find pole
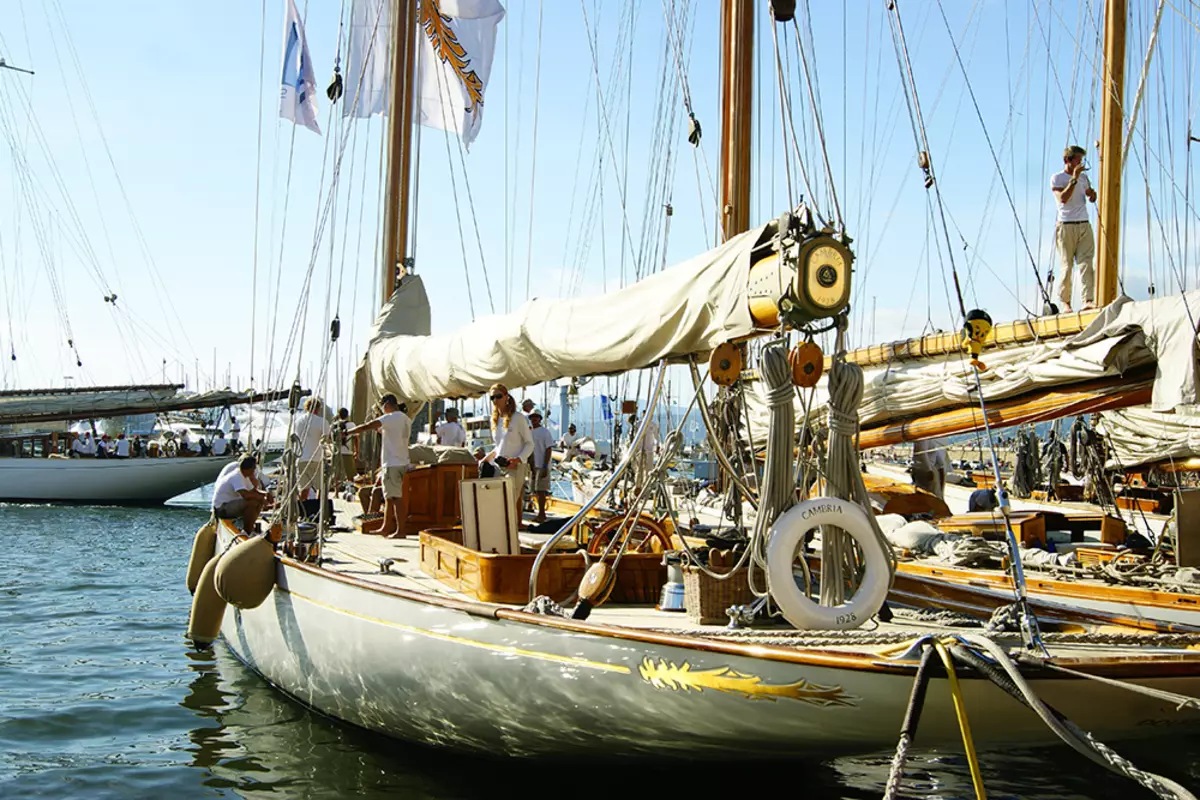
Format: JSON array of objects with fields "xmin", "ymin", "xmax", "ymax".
[
  {"xmin": 1096, "ymin": 0, "xmax": 1126, "ymax": 307},
  {"xmin": 380, "ymin": 0, "xmax": 418, "ymax": 306},
  {"xmin": 718, "ymin": 0, "xmax": 754, "ymax": 243}
]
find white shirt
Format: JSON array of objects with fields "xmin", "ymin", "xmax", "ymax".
[
  {"xmin": 378, "ymin": 411, "xmax": 412, "ymax": 468},
  {"xmin": 436, "ymin": 421, "xmax": 467, "ymax": 447},
  {"xmin": 71, "ymin": 438, "xmax": 86, "ymax": 455},
  {"xmin": 293, "ymin": 411, "xmax": 330, "ymax": 461},
  {"xmin": 640, "ymin": 420, "xmax": 659, "ymax": 454},
  {"xmin": 491, "ymin": 412, "xmax": 534, "ymax": 462},
  {"xmin": 560, "ymin": 432, "xmax": 579, "ymax": 448},
  {"xmin": 115, "ymin": 438, "xmax": 130, "ymax": 457},
  {"xmin": 211, "ymin": 436, "xmax": 228, "ymax": 456},
  {"xmin": 913, "ymin": 438, "xmax": 948, "ymax": 472},
  {"xmin": 212, "ymin": 468, "xmax": 249, "ymax": 508},
  {"xmin": 530, "ymin": 426, "xmax": 555, "ymax": 469},
  {"xmin": 1051, "ymin": 169, "xmax": 1092, "ymax": 223}
]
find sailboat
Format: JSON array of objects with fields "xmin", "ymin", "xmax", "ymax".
[{"xmin": 187, "ymin": 2, "xmax": 1200, "ymax": 794}]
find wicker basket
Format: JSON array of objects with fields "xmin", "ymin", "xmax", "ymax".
[{"xmin": 682, "ymin": 564, "xmax": 755, "ymax": 625}]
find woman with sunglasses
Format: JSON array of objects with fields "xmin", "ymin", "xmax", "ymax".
[{"xmin": 481, "ymin": 383, "xmax": 534, "ymax": 522}]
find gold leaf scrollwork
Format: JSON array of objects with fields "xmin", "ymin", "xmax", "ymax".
[
  {"xmin": 420, "ymin": 0, "xmax": 486, "ymax": 113},
  {"xmin": 638, "ymin": 657, "xmax": 857, "ymax": 707}
]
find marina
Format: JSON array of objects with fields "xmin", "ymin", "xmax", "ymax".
[{"xmin": 5, "ymin": 0, "xmax": 1200, "ymax": 797}]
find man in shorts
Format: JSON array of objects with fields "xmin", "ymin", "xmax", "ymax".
[
  {"xmin": 347, "ymin": 394, "xmax": 412, "ymax": 538},
  {"xmin": 212, "ymin": 455, "xmax": 269, "ymax": 533}
]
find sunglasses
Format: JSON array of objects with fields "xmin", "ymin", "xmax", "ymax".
[{"xmin": 490, "ymin": 393, "xmax": 505, "ymax": 401}]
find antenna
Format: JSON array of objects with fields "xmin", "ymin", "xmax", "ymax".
[{"xmin": 0, "ymin": 58, "xmax": 34, "ymax": 76}]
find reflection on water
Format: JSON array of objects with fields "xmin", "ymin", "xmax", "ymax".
[{"xmin": 1, "ymin": 503, "xmax": 1197, "ymax": 799}]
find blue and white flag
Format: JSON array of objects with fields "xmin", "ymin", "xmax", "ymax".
[
  {"xmin": 600, "ymin": 395, "xmax": 612, "ymax": 422},
  {"xmin": 280, "ymin": 0, "xmax": 321, "ymax": 135}
]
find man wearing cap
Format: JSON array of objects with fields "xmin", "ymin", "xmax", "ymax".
[
  {"xmin": 527, "ymin": 408, "xmax": 555, "ymax": 522},
  {"xmin": 1051, "ymin": 145, "xmax": 1099, "ymax": 312}
]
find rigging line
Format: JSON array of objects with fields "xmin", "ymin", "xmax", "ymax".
[
  {"xmin": 578, "ymin": 0, "xmax": 641, "ymax": 270},
  {"xmin": 1123, "ymin": 0, "xmax": 1168, "ymax": 172},
  {"xmin": 789, "ymin": 17, "xmax": 843, "ymax": 228},
  {"xmin": 251, "ymin": 0, "xmax": 268, "ymax": 392},
  {"xmin": 524, "ymin": 0, "xmax": 545, "ymax": 303},
  {"xmin": 432, "ymin": 63, "xmax": 478, "ymax": 319},
  {"xmin": 505, "ymin": 0, "xmax": 529, "ymax": 312},
  {"xmin": 447, "ymin": 103, "xmax": 497, "ymax": 315},
  {"xmin": 931, "ymin": 0, "xmax": 1050, "ymax": 308}
]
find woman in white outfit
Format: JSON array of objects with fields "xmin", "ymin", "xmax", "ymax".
[{"xmin": 483, "ymin": 383, "xmax": 533, "ymax": 524}]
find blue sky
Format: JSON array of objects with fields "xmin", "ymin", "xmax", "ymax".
[{"xmin": 1, "ymin": 0, "xmax": 1196, "ymax": 415}]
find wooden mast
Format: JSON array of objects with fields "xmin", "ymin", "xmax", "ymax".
[
  {"xmin": 718, "ymin": 0, "xmax": 753, "ymax": 242},
  {"xmin": 1095, "ymin": 0, "xmax": 1126, "ymax": 307},
  {"xmin": 380, "ymin": 0, "xmax": 419, "ymax": 306}
]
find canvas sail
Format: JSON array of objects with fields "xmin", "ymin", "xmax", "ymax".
[
  {"xmin": 353, "ymin": 226, "xmax": 762, "ymax": 409},
  {"xmin": 0, "ymin": 386, "xmax": 292, "ymax": 426}
]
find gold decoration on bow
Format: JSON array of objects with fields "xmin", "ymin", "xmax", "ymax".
[
  {"xmin": 638, "ymin": 658, "xmax": 856, "ymax": 707},
  {"xmin": 421, "ymin": 0, "xmax": 485, "ymax": 112}
]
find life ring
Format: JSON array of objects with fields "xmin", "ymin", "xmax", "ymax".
[
  {"xmin": 766, "ymin": 497, "xmax": 888, "ymax": 630},
  {"xmin": 586, "ymin": 513, "xmax": 672, "ymax": 555}
]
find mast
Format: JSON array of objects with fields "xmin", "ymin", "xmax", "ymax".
[
  {"xmin": 718, "ymin": 0, "xmax": 753, "ymax": 242},
  {"xmin": 1095, "ymin": 0, "xmax": 1126, "ymax": 307},
  {"xmin": 380, "ymin": 0, "xmax": 419, "ymax": 306}
]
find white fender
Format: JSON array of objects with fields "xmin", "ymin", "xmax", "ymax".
[{"xmin": 767, "ymin": 497, "xmax": 889, "ymax": 630}]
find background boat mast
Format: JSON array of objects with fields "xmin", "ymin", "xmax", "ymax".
[
  {"xmin": 1096, "ymin": 0, "xmax": 1126, "ymax": 307},
  {"xmin": 718, "ymin": 0, "xmax": 753, "ymax": 243},
  {"xmin": 380, "ymin": 0, "xmax": 419, "ymax": 306}
]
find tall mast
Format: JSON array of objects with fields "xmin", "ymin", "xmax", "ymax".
[
  {"xmin": 1095, "ymin": 0, "xmax": 1126, "ymax": 307},
  {"xmin": 718, "ymin": 0, "xmax": 753, "ymax": 243},
  {"xmin": 380, "ymin": 0, "xmax": 419, "ymax": 306}
]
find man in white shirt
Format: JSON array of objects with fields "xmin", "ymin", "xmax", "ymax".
[
  {"xmin": 347, "ymin": 394, "xmax": 412, "ymax": 538},
  {"xmin": 212, "ymin": 455, "xmax": 269, "ymax": 533},
  {"xmin": 484, "ymin": 383, "xmax": 534, "ymax": 523},
  {"xmin": 114, "ymin": 432, "xmax": 130, "ymax": 458},
  {"xmin": 70, "ymin": 434, "xmax": 88, "ymax": 458},
  {"xmin": 292, "ymin": 398, "xmax": 331, "ymax": 500},
  {"xmin": 560, "ymin": 424, "xmax": 580, "ymax": 461},
  {"xmin": 1050, "ymin": 145, "xmax": 1099, "ymax": 312},
  {"xmin": 630, "ymin": 414, "xmax": 659, "ymax": 484},
  {"xmin": 211, "ymin": 430, "xmax": 229, "ymax": 457},
  {"xmin": 436, "ymin": 407, "xmax": 467, "ymax": 447},
  {"xmin": 912, "ymin": 437, "xmax": 948, "ymax": 500},
  {"xmin": 528, "ymin": 409, "xmax": 555, "ymax": 522}
]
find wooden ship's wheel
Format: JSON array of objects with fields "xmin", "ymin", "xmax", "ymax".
[{"xmin": 585, "ymin": 513, "xmax": 672, "ymax": 556}]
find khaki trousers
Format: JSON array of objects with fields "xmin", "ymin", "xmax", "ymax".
[
  {"xmin": 1056, "ymin": 221, "xmax": 1095, "ymax": 310},
  {"xmin": 505, "ymin": 461, "xmax": 527, "ymax": 524}
]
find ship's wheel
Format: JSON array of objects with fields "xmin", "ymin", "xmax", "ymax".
[{"xmin": 586, "ymin": 513, "xmax": 672, "ymax": 556}]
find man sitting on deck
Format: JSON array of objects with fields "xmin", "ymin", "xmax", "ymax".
[
  {"xmin": 346, "ymin": 394, "xmax": 412, "ymax": 538},
  {"xmin": 212, "ymin": 455, "xmax": 269, "ymax": 533}
]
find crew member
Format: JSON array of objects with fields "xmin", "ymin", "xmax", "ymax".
[
  {"xmin": 212, "ymin": 455, "xmax": 270, "ymax": 533},
  {"xmin": 293, "ymin": 397, "xmax": 331, "ymax": 501},
  {"xmin": 911, "ymin": 437, "xmax": 948, "ymax": 500},
  {"xmin": 347, "ymin": 394, "xmax": 412, "ymax": 539},
  {"xmin": 1051, "ymin": 144, "xmax": 1098, "ymax": 312},
  {"xmin": 436, "ymin": 407, "xmax": 467, "ymax": 447},
  {"xmin": 528, "ymin": 408, "xmax": 555, "ymax": 523},
  {"xmin": 483, "ymin": 383, "xmax": 534, "ymax": 523}
]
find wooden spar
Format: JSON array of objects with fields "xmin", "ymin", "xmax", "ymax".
[
  {"xmin": 380, "ymin": 0, "xmax": 418, "ymax": 306},
  {"xmin": 1, "ymin": 388, "xmax": 307, "ymax": 427},
  {"xmin": 719, "ymin": 0, "xmax": 753, "ymax": 243},
  {"xmin": 1096, "ymin": 0, "xmax": 1126, "ymax": 307},
  {"xmin": 856, "ymin": 370, "xmax": 1153, "ymax": 450},
  {"xmin": 830, "ymin": 309, "xmax": 1101, "ymax": 369}
]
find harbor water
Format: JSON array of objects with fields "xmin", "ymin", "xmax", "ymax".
[{"xmin": 2, "ymin": 500, "xmax": 1198, "ymax": 799}]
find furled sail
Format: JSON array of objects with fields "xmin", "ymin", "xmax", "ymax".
[
  {"xmin": 1098, "ymin": 407, "xmax": 1200, "ymax": 471},
  {"xmin": 746, "ymin": 291, "xmax": 1200, "ymax": 447},
  {"xmin": 0, "ymin": 385, "xmax": 293, "ymax": 426},
  {"xmin": 354, "ymin": 226, "xmax": 762, "ymax": 407}
]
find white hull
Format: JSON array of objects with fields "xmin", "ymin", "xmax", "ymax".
[
  {"xmin": 0, "ymin": 456, "xmax": 231, "ymax": 504},
  {"xmin": 214, "ymin": 527, "xmax": 1200, "ymax": 759}
]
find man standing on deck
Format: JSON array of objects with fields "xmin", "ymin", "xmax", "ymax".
[
  {"xmin": 528, "ymin": 408, "xmax": 554, "ymax": 523},
  {"xmin": 436, "ymin": 407, "xmax": 467, "ymax": 447},
  {"xmin": 911, "ymin": 437, "xmax": 948, "ymax": 500},
  {"xmin": 346, "ymin": 394, "xmax": 412, "ymax": 539},
  {"xmin": 1051, "ymin": 145, "xmax": 1098, "ymax": 312},
  {"xmin": 293, "ymin": 397, "xmax": 331, "ymax": 501}
]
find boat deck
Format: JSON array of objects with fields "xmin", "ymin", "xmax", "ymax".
[{"xmin": 312, "ymin": 499, "xmax": 1200, "ymax": 663}]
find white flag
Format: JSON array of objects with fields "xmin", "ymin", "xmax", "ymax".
[
  {"xmin": 280, "ymin": 0, "xmax": 322, "ymax": 135},
  {"xmin": 342, "ymin": 0, "xmax": 391, "ymax": 118},
  {"xmin": 416, "ymin": 0, "xmax": 505, "ymax": 148}
]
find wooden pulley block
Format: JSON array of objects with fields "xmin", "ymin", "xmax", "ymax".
[
  {"xmin": 709, "ymin": 342, "xmax": 742, "ymax": 386},
  {"xmin": 578, "ymin": 562, "xmax": 613, "ymax": 604},
  {"xmin": 789, "ymin": 341, "xmax": 824, "ymax": 387}
]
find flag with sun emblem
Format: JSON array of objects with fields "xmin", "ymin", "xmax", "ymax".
[{"xmin": 416, "ymin": 0, "xmax": 505, "ymax": 148}]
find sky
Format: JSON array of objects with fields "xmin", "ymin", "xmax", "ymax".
[{"xmin": 1, "ymin": 0, "xmax": 1198, "ymax": 421}]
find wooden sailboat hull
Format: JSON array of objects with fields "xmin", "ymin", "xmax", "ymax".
[
  {"xmin": 0, "ymin": 456, "xmax": 231, "ymax": 504},
  {"xmin": 215, "ymin": 525, "xmax": 1200, "ymax": 758}
]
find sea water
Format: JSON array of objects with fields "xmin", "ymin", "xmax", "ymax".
[{"xmin": 1, "ymin": 500, "xmax": 1197, "ymax": 799}]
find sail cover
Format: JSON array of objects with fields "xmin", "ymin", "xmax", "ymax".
[
  {"xmin": 1098, "ymin": 407, "xmax": 1200, "ymax": 470},
  {"xmin": 355, "ymin": 227, "xmax": 762, "ymax": 406},
  {"xmin": 0, "ymin": 386, "xmax": 284, "ymax": 426},
  {"xmin": 746, "ymin": 290, "xmax": 1200, "ymax": 446}
]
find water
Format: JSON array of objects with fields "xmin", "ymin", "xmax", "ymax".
[{"xmin": 2, "ymin": 503, "xmax": 1198, "ymax": 799}]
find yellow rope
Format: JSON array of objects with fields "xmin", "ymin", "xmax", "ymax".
[{"xmin": 932, "ymin": 639, "xmax": 987, "ymax": 800}]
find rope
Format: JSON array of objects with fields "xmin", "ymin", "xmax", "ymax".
[
  {"xmin": 747, "ymin": 343, "xmax": 798, "ymax": 598},
  {"xmin": 883, "ymin": 644, "xmax": 936, "ymax": 800},
  {"xmin": 932, "ymin": 639, "xmax": 987, "ymax": 800}
]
